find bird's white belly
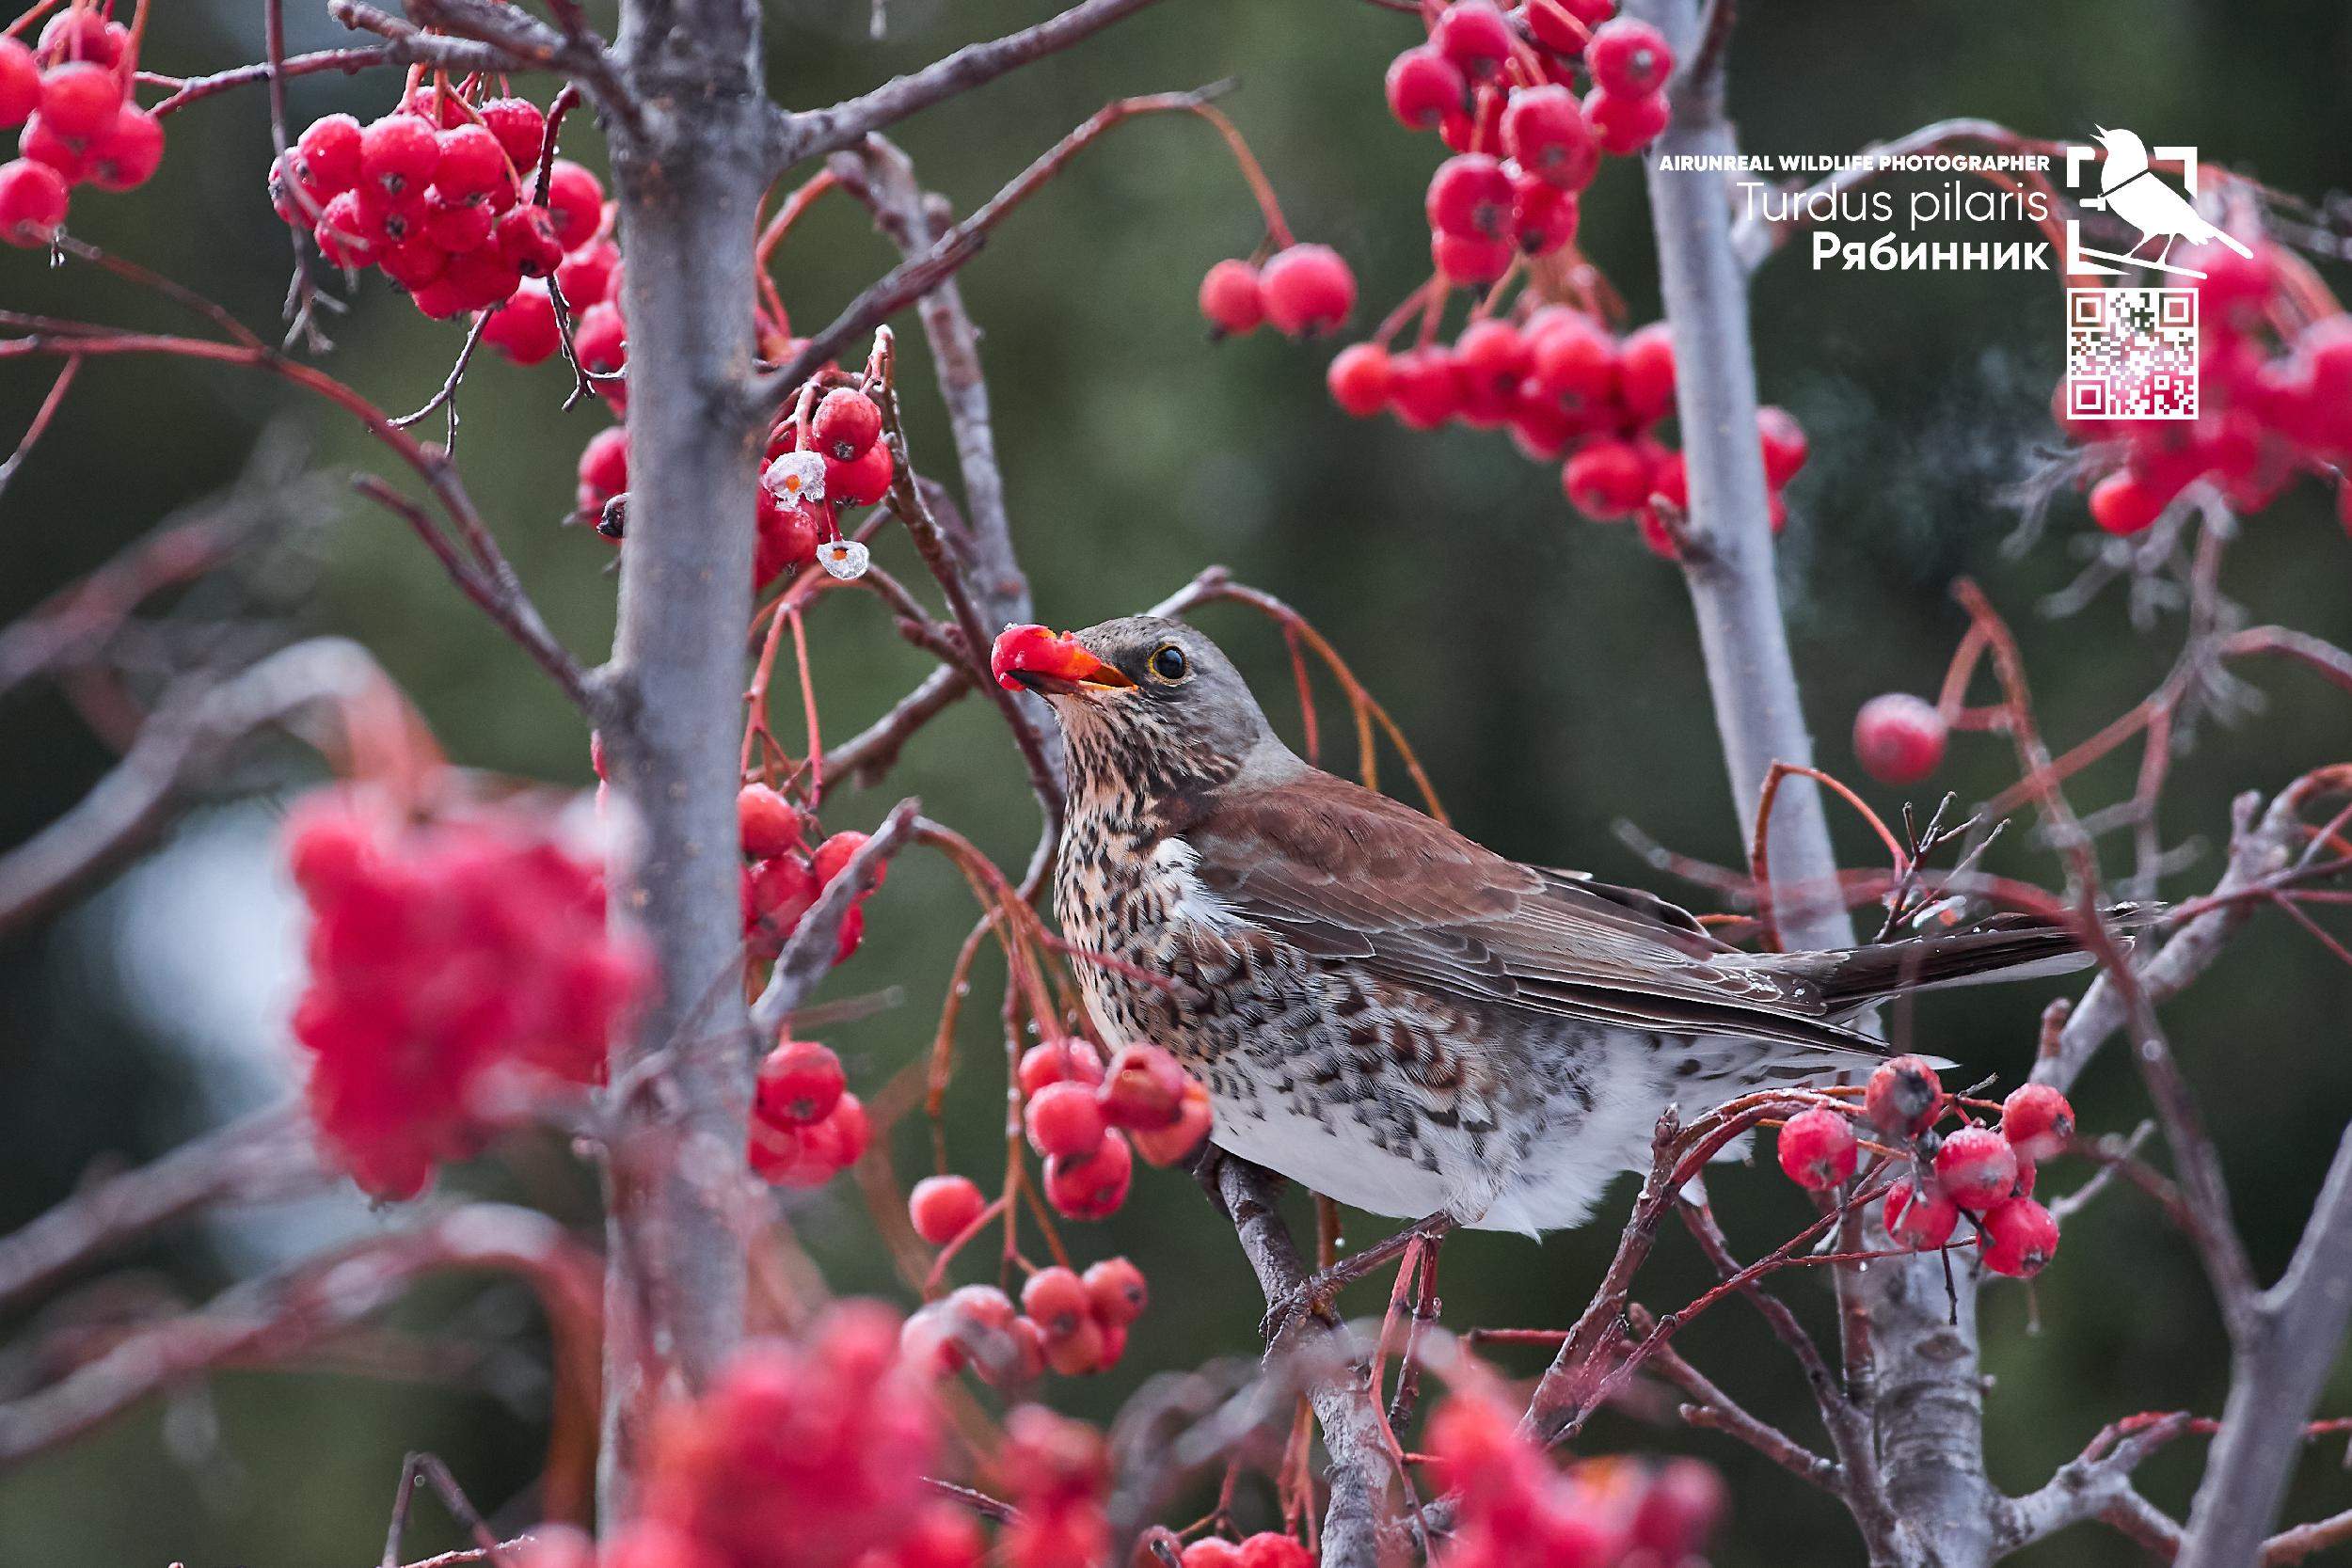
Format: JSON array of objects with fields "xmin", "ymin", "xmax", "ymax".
[{"xmin": 1208, "ymin": 1086, "xmax": 1462, "ymax": 1223}]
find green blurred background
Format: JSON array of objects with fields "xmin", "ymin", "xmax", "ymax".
[{"xmin": 4, "ymin": 0, "xmax": 2349, "ymax": 1562}]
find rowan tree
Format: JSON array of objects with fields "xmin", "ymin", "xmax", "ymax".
[{"xmin": 0, "ymin": 1, "xmax": 2348, "ymax": 1566}]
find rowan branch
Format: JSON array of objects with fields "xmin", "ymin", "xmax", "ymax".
[
  {"xmin": 1993, "ymin": 1414, "xmax": 2194, "ymax": 1554},
  {"xmin": 748, "ymin": 798, "xmax": 922, "ymax": 1037}
]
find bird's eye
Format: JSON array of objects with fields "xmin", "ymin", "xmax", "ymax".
[{"xmin": 1150, "ymin": 644, "xmax": 1189, "ymax": 682}]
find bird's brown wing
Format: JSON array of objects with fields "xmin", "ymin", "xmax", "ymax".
[{"xmin": 1186, "ymin": 769, "xmax": 1885, "ymax": 1061}]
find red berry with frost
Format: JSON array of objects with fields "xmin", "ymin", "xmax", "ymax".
[
  {"xmin": 2089, "ymin": 467, "xmax": 2168, "ymax": 535},
  {"xmin": 0, "ymin": 156, "xmax": 67, "ymax": 245},
  {"xmin": 1385, "ymin": 46, "xmax": 1469, "ymax": 132},
  {"xmin": 312, "ymin": 189, "xmax": 375, "ymax": 267},
  {"xmin": 1587, "ymin": 17, "xmax": 1675, "ymax": 95},
  {"xmin": 1883, "ymin": 1179, "xmax": 1961, "ymax": 1249},
  {"xmin": 1853, "ymin": 693, "xmax": 1947, "ymax": 785},
  {"xmin": 1864, "ymin": 1053, "xmax": 1943, "ymax": 1135},
  {"xmin": 1259, "ymin": 245, "xmax": 1356, "ymax": 338},
  {"xmin": 1131, "ymin": 1076, "xmax": 1213, "ymax": 1166},
  {"xmin": 1616, "ymin": 321, "xmax": 1677, "ymax": 424},
  {"xmin": 1026, "ymin": 1079, "xmax": 1108, "ymax": 1160},
  {"xmin": 1433, "ymin": 0, "xmax": 1515, "ymax": 79},
  {"xmin": 1389, "ymin": 344, "xmax": 1466, "ymax": 430},
  {"xmin": 555, "ymin": 238, "xmax": 620, "ymax": 306},
  {"xmin": 1198, "ymin": 258, "xmax": 1264, "ymax": 338},
  {"xmin": 574, "ymin": 302, "xmax": 628, "ymax": 376},
  {"xmin": 542, "ymin": 159, "xmax": 603, "ymax": 247},
  {"xmin": 1585, "ymin": 87, "xmax": 1670, "ymax": 155},
  {"xmin": 360, "ymin": 114, "xmax": 437, "ymax": 198},
  {"xmin": 482, "ymin": 280, "xmax": 560, "ymax": 364},
  {"xmin": 1044, "ymin": 1132, "xmax": 1133, "ymax": 1219},
  {"xmin": 1934, "ymin": 1126, "xmax": 2019, "ymax": 1212},
  {"xmin": 1502, "ymin": 84, "xmax": 1598, "ymax": 191},
  {"xmin": 1431, "ymin": 229, "xmax": 1513, "ymax": 285},
  {"xmin": 1979, "ymin": 1197, "xmax": 2059, "ymax": 1277},
  {"xmin": 478, "ymin": 97, "xmax": 545, "ymax": 169},
  {"xmin": 1510, "ymin": 173, "xmax": 1579, "ymax": 255},
  {"xmin": 814, "ymin": 830, "xmax": 884, "ymax": 889},
  {"xmin": 2000, "ymin": 1083, "xmax": 2074, "ymax": 1162},
  {"xmin": 38, "ymin": 60, "xmax": 118, "ymax": 140},
  {"xmin": 1776, "ymin": 1106, "xmax": 1858, "ymax": 1190},
  {"xmin": 1757, "ymin": 404, "xmax": 1808, "ymax": 486},
  {"xmin": 1236, "ymin": 1534, "xmax": 1314, "ymax": 1568},
  {"xmin": 756, "ymin": 1038, "xmax": 846, "ymax": 1127},
  {"xmin": 497, "ymin": 204, "xmax": 564, "ymax": 277},
  {"xmin": 824, "ymin": 438, "xmax": 895, "ymax": 506},
  {"xmin": 1100, "ymin": 1042, "xmax": 1190, "ymax": 1131},
  {"xmin": 1021, "ymin": 1266, "xmax": 1090, "ymax": 1341},
  {"xmin": 1426, "ymin": 152, "xmax": 1515, "ymax": 242},
  {"xmin": 1327, "ymin": 342, "xmax": 1392, "ymax": 417},
  {"xmin": 1563, "ymin": 439, "xmax": 1651, "ymax": 519},
  {"xmin": 413, "ymin": 188, "xmax": 485, "ymax": 253},
  {"xmin": 433, "ymin": 123, "xmax": 506, "ymax": 198},
  {"xmin": 909, "ymin": 1174, "xmax": 988, "ymax": 1244},
  {"xmin": 737, "ymin": 783, "xmax": 800, "ymax": 860},
  {"xmin": 1083, "ymin": 1257, "xmax": 1148, "ymax": 1326},
  {"xmin": 814, "ymin": 388, "xmax": 882, "ymax": 461},
  {"xmin": 0, "ymin": 40, "xmax": 36, "ymax": 130},
  {"xmin": 294, "ymin": 114, "xmax": 362, "ymax": 201},
  {"xmin": 1018, "ymin": 1039, "xmax": 1105, "ymax": 1097}
]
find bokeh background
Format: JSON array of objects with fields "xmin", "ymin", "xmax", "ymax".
[{"xmin": 4, "ymin": 1, "xmax": 2350, "ymax": 1562}]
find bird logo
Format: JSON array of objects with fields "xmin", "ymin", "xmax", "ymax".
[{"xmin": 2064, "ymin": 127, "xmax": 2250, "ymax": 278}]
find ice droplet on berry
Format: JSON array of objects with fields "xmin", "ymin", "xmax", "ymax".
[
  {"xmin": 818, "ymin": 539, "xmax": 869, "ymax": 579},
  {"xmin": 762, "ymin": 450, "xmax": 826, "ymax": 505}
]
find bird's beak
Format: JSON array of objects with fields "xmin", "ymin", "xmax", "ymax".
[{"xmin": 992, "ymin": 624, "xmax": 1136, "ymax": 697}]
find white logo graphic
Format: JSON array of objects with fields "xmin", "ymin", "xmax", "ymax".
[{"xmin": 2061, "ymin": 127, "xmax": 2249, "ymax": 279}]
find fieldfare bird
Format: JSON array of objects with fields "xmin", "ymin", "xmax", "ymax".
[{"xmin": 993, "ymin": 615, "xmax": 2106, "ymax": 1242}]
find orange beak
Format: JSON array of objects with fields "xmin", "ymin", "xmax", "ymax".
[{"xmin": 991, "ymin": 625, "xmax": 1136, "ymax": 696}]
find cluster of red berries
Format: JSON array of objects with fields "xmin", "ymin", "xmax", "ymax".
[
  {"xmin": 1009, "ymin": 1038, "xmax": 1211, "ymax": 1221},
  {"xmin": 737, "ymin": 782, "xmax": 884, "ymax": 967},
  {"xmin": 608, "ymin": 1305, "xmax": 983, "ymax": 1568},
  {"xmin": 0, "ymin": 8, "xmax": 165, "ymax": 246},
  {"xmin": 1428, "ymin": 1390, "xmax": 1726, "ymax": 1568},
  {"xmin": 579, "ymin": 384, "xmax": 891, "ymax": 588},
  {"xmin": 1773, "ymin": 1056, "xmax": 2073, "ymax": 1278},
  {"xmin": 2059, "ymin": 241, "xmax": 2352, "ymax": 537},
  {"xmin": 1172, "ymin": 1533, "xmax": 1315, "ymax": 1568},
  {"xmin": 998, "ymin": 1405, "xmax": 1116, "ymax": 1568},
  {"xmin": 267, "ymin": 83, "xmax": 604, "ymax": 325},
  {"xmin": 284, "ymin": 787, "xmax": 649, "ymax": 1200},
  {"xmin": 1197, "ymin": 245, "xmax": 1358, "ymax": 340},
  {"xmin": 746, "ymin": 1037, "xmax": 870, "ymax": 1189},
  {"xmin": 902, "ymin": 1255, "xmax": 1148, "ymax": 1385}
]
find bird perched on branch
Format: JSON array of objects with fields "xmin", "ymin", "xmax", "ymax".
[
  {"xmin": 2086, "ymin": 126, "xmax": 2253, "ymax": 269},
  {"xmin": 994, "ymin": 616, "xmax": 2115, "ymax": 1252}
]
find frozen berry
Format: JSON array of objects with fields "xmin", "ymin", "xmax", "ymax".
[
  {"xmin": 1198, "ymin": 258, "xmax": 1263, "ymax": 338},
  {"xmin": 0, "ymin": 156, "xmax": 66, "ymax": 245},
  {"xmin": 1259, "ymin": 245, "xmax": 1356, "ymax": 338},
  {"xmin": 478, "ymin": 96, "xmax": 545, "ymax": 169},
  {"xmin": 1883, "ymin": 1179, "xmax": 1961, "ymax": 1250},
  {"xmin": 1433, "ymin": 0, "xmax": 1515, "ymax": 79},
  {"xmin": 1776, "ymin": 1106, "xmax": 1858, "ymax": 1190},
  {"xmin": 311, "ymin": 188, "xmax": 374, "ymax": 267},
  {"xmin": 1934, "ymin": 1126, "xmax": 2019, "ymax": 1212},
  {"xmin": 2000, "ymin": 1083, "xmax": 2074, "ymax": 1162},
  {"xmin": 1025, "ymin": 1079, "xmax": 1108, "ymax": 1161},
  {"xmin": 1327, "ymin": 341, "xmax": 1392, "ymax": 417},
  {"xmin": 434, "ymin": 123, "xmax": 507, "ymax": 198},
  {"xmin": 1853, "ymin": 693, "xmax": 1947, "ymax": 786},
  {"xmin": 909, "ymin": 1174, "xmax": 988, "ymax": 1244},
  {"xmin": 294, "ymin": 113, "xmax": 362, "ymax": 200},
  {"xmin": 814, "ymin": 388, "xmax": 882, "ymax": 461},
  {"xmin": 1864, "ymin": 1053, "xmax": 1943, "ymax": 1135},
  {"xmin": 1979, "ymin": 1196, "xmax": 2059, "ymax": 1277},
  {"xmin": 1384, "ymin": 45, "xmax": 1469, "ymax": 132},
  {"xmin": 360, "ymin": 114, "xmax": 438, "ymax": 198},
  {"xmin": 1182, "ymin": 1542, "xmax": 1246, "ymax": 1568},
  {"xmin": 1083, "ymin": 1257, "xmax": 1148, "ymax": 1326}
]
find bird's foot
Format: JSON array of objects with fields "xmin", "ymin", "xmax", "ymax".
[{"xmin": 1258, "ymin": 1211, "xmax": 1454, "ymax": 1347}]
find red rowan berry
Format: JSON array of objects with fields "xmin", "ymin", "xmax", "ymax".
[
  {"xmin": 824, "ymin": 438, "xmax": 896, "ymax": 506},
  {"xmin": 408, "ymin": 276, "xmax": 470, "ymax": 321},
  {"xmin": 0, "ymin": 40, "xmax": 37, "ymax": 131},
  {"xmin": 1388, "ymin": 344, "xmax": 1466, "ymax": 430},
  {"xmin": 1198, "ymin": 257, "xmax": 1264, "ymax": 337},
  {"xmin": 1426, "ymin": 152, "xmax": 1515, "ymax": 242},
  {"xmin": 2088, "ymin": 467, "xmax": 2168, "ymax": 535},
  {"xmin": 574, "ymin": 302, "xmax": 628, "ymax": 376},
  {"xmin": 19, "ymin": 114, "xmax": 88, "ymax": 182},
  {"xmin": 1259, "ymin": 244, "xmax": 1356, "ymax": 337},
  {"xmin": 1510, "ymin": 401, "xmax": 1581, "ymax": 462},
  {"xmin": 814, "ymin": 829, "xmax": 884, "ymax": 888},
  {"xmin": 311, "ymin": 189, "xmax": 374, "ymax": 267},
  {"xmin": 398, "ymin": 84, "xmax": 468, "ymax": 129},
  {"xmin": 1182, "ymin": 1541, "xmax": 1246, "ymax": 1568},
  {"xmin": 78, "ymin": 103, "xmax": 159, "ymax": 192},
  {"xmin": 1454, "ymin": 317, "xmax": 1530, "ymax": 404},
  {"xmin": 1883, "ymin": 1179, "xmax": 1959, "ymax": 1249},
  {"xmin": 1431, "ymin": 229, "xmax": 1513, "ymax": 285},
  {"xmin": 1934, "ymin": 1126, "xmax": 2019, "ymax": 1212},
  {"xmin": 555, "ymin": 238, "xmax": 619, "ymax": 306},
  {"xmin": 359, "ymin": 114, "xmax": 437, "ymax": 198},
  {"xmin": 1529, "ymin": 312, "xmax": 1618, "ymax": 409},
  {"xmin": 755, "ymin": 490, "xmax": 820, "ymax": 584},
  {"xmin": 736, "ymin": 782, "xmax": 800, "ymax": 860},
  {"xmin": 577, "ymin": 425, "xmax": 628, "ymax": 505},
  {"xmin": 1502, "ymin": 84, "xmax": 1598, "ymax": 191},
  {"xmin": 1131, "ymin": 1076, "xmax": 1212, "ymax": 1166},
  {"xmin": 1384, "ymin": 45, "xmax": 1469, "ymax": 132},
  {"xmin": 1584, "ymin": 87, "xmax": 1669, "ymax": 155},
  {"xmin": 1979, "ymin": 1196, "xmax": 2059, "ymax": 1277},
  {"xmin": 0, "ymin": 156, "xmax": 67, "ymax": 245},
  {"xmin": 1026, "ymin": 1079, "xmax": 1109, "ymax": 1161},
  {"xmin": 1776, "ymin": 1106, "xmax": 1858, "ymax": 1190},
  {"xmin": 1019, "ymin": 1038, "xmax": 1106, "ymax": 1097},
  {"xmin": 433, "ymin": 123, "xmax": 505, "ymax": 198},
  {"xmin": 909, "ymin": 1174, "xmax": 988, "ymax": 1244},
  {"xmin": 814, "ymin": 388, "xmax": 883, "ymax": 461},
  {"xmin": 1616, "ymin": 321, "xmax": 1677, "ymax": 424},
  {"xmin": 1021, "ymin": 1266, "xmax": 1090, "ymax": 1341},
  {"xmin": 422, "ymin": 188, "xmax": 494, "ymax": 253},
  {"xmin": 1864, "ymin": 1053, "xmax": 1944, "ymax": 1135},
  {"xmin": 744, "ymin": 853, "xmax": 818, "ymax": 958},
  {"xmin": 751, "ymin": 1089, "xmax": 868, "ymax": 1185},
  {"xmin": 756, "ymin": 1038, "xmax": 846, "ymax": 1127},
  {"xmin": 482, "ymin": 280, "xmax": 560, "ymax": 364},
  {"xmin": 34, "ymin": 9, "xmax": 125, "ymax": 70},
  {"xmin": 497, "ymin": 204, "xmax": 564, "ymax": 277},
  {"xmin": 1433, "ymin": 0, "xmax": 1515, "ymax": 79},
  {"xmin": 478, "ymin": 97, "xmax": 545, "ymax": 169},
  {"xmin": 1587, "ymin": 17, "xmax": 1675, "ymax": 95},
  {"xmin": 1509, "ymin": 173, "xmax": 1579, "ymax": 254},
  {"xmin": 2000, "ymin": 1083, "xmax": 2074, "ymax": 1162},
  {"xmin": 37, "ymin": 60, "xmax": 119, "ymax": 140},
  {"xmin": 1100, "ymin": 1042, "xmax": 1189, "ymax": 1131},
  {"xmin": 1041, "ymin": 1310, "xmax": 1105, "ymax": 1375},
  {"xmin": 1631, "ymin": 1458, "xmax": 1728, "ymax": 1557},
  {"xmin": 1853, "ymin": 693, "xmax": 1947, "ymax": 785},
  {"xmin": 446, "ymin": 246, "xmax": 523, "ymax": 312},
  {"xmin": 1044, "ymin": 1132, "xmax": 1133, "ymax": 1219},
  {"xmin": 1083, "ymin": 1257, "xmax": 1148, "ymax": 1326},
  {"xmin": 1757, "ymin": 404, "xmax": 1809, "ymax": 486},
  {"xmin": 1562, "ymin": 439, "xmax": 1651, "ymax": 519},
  {"xmin": 1236, "ymin": 1533, "xmax": 1314, "ymax": 1568},
  {"xmin": 542, "ymin": 159, "xmax": 603, "ymax": 246},
  {"xmin": 1327, "ymin": 341, "xmax": 1392, "ymax": 417},
  {"xmin": 294, "ymin": 114, "xmax": 362, "ymax": 201}
]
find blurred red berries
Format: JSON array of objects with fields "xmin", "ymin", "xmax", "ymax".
[{"xmin": 1852, "ymin": 693, "xmax": 1948, "ymax": 786}]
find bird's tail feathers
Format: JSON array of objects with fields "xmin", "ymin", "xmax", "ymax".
[{"xmin": 1786, "ymin": 904, "xmax": 2161, "ymax": 1015}]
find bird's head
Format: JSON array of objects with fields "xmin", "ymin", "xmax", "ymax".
[{"xmin": 992, "ymin": 615, "xmax": 1286, "ymax": 796}]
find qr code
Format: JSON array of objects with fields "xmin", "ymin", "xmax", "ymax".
[{"xmin": 2065, "ymin": 288, "xmax": 2198, "ymax": 420}]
